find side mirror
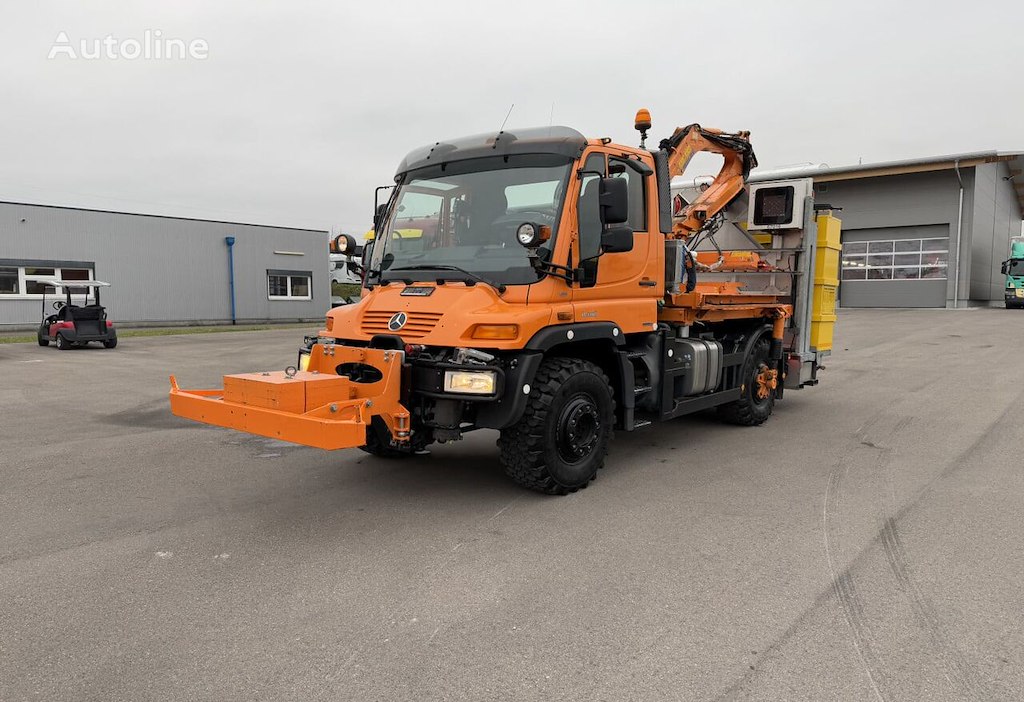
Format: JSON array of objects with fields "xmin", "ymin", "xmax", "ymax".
[
  {"xmin": 599, "ymin": 177, "xmax": 629, "ymax": 225},
  {"xmin": 1001, "ymin": 261, "xmax": 1009, "ymax": 275},
  {"xmin": 373, "ymin": 203, "xmax": 387, "ymax": 230},
  {"xmin": 601, "ymin": 225, "xmax": 634, "ymax": 254}
]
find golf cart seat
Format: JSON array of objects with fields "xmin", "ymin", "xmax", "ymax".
[{"xmin": 69, "ymin": 304, "xmax": 106, "ymax": 335}]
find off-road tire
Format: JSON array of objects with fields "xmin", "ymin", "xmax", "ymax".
[
  {"xmin": 55, "ymin": 333, "xmax": 69, "ymax": 351},
  {"xmin": 719, "ymin": 337, "xmax": 775, "ymax": 426},
  {"xmin": 498, "ymin": 357, "xmax": 615, "ymax": 495},
  {"xmin": 359, "ymin": 418, "xmax": 433, "ymax": 458}
]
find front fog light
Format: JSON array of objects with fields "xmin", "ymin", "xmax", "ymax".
[{"xmin": 444, "ymin": 370, "xmax": 497, "ymax": 395}]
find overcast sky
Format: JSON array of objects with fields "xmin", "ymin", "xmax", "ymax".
[{"xmin": 1, "ymin": 0, "xmax": 1020, "ymax": 234}]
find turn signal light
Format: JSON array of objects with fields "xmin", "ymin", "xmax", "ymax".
[
  {"xmin": 326, "ymin": 316, "xmax": 334, "ymax": 332},
  {"xmin": 471, "ymin": 324, "xmax": 518, "ymax": 340}
]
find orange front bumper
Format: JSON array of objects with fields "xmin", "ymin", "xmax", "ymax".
[{"xmin": 169, "ymin": 345, "xmax": 410, "ymax": 450}]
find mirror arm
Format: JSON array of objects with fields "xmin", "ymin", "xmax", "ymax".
[{"xmin": 529, "ymin": 255, "xmax": 575, "ymax": 284}]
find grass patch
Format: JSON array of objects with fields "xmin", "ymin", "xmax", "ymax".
[{"xmin": 0, "ymin": 323, "xmax": 316, "ymax": 345}]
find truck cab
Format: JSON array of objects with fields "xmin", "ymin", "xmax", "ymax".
[{"xmin": 1001, "ymin": 236, "xmax": 1024, "ymax": 308}]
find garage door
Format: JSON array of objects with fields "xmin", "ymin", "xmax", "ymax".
[{"xmin": 839, "ymin": 225, "xmax": 949, "ymax": 308}]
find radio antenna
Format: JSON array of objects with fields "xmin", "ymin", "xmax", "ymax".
[{"xmin": 499, "ymin": 103, "xmax": 515, "ymax": 132}]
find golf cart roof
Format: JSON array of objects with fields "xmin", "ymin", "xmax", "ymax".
[{"xmin": 38, "ymin": 279, "xmax": 111, "ymax": 288}]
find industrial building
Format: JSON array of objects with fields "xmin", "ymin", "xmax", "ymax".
[
  {"xmin": 752, "ymin": 152, "xmax": 1024, "ymax": 308},
  {"xmin": 0, "ymin": 201, "xmax": 329, "ymax": 327}
]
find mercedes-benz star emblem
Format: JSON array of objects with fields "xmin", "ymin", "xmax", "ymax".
[{"xmin": 388, "ymin": 312, "xmax": 408, "ymax": 331}]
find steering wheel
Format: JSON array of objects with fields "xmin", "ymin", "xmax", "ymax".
[{"xmin": 52, "ymin": 300, "xmax": 65, "ymax": 311}]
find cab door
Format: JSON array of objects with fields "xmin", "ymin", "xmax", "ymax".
[{"xmin": 570, "ymin": 148, "xmax": 660, "ymax": 333}]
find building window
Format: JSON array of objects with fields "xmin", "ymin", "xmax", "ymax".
[
  {"xmin": 0, "ymin": 263, "xmax": 95, "ymax": 298},
  {"xmin": 842, "ymin": 237, "xmax": 948, "ymax": 281},
  {"xmin": 0, "ymin": 267, "xmax": 18, "ymax": 294},
  {"xmin": 267, "ymin": 270, "xmax": 312, "ymax": 300},
  {"xmin": 24, "ymin": 267, "xmax": 57, "ymax": 295}
]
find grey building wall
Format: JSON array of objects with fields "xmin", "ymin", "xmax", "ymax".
[
  {"xmin": 969, "ymin": 162, "xmax": 1022, "ymax": 302},
  {"xmin": 0, "ymin": 202, "xmax": 330, "ymax": 326}
]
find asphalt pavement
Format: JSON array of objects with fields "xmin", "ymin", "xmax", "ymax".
[{"xmin": 1, "ymin": 309, "xmax": 1022, "ymax": 701}]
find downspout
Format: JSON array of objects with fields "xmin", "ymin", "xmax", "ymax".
[
  {"xmin": 224, "ymin": 236, "xmax": 237, "ymax": 325},
  {"xmin": 953, "ymin": 160, "xmax": 964, "ymax": 308}
]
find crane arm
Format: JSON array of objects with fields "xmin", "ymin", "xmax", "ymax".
[{"xmin": 658, "ymin": 123, "xmax": 757, "ymax": 239}]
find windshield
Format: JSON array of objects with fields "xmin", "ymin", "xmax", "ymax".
[
  {"xmin": 370, "ymin": 154, "xmax": 572, "ymax": 285},
  {"xmin": 1008, "ymin": 259, "xmax": 1024, "ymax": 276}
]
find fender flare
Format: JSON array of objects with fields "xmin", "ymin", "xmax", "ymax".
[
  {"xmin": 476, "ymin": 323, "xmax": 626, "ymax": 430},
  {"xmin": 740, "ymin": 324, "xmax": 774, "ymax": 361},
  {"xmin": 525, "ymin": 322, "xmax": 626, "ymax": 352}
]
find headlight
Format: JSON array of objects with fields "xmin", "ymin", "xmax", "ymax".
[{"xmin": 444, "ymin": 370, "xmax": 497, "ymax": 395}]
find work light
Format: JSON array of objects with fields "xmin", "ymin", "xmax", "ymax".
[{"xmin": 516, "ymin": 223, "xmax": 549, "ymax": 248}]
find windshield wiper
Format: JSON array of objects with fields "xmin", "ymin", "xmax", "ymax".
[{"xmin": 387, "ymin": 264, "xmax": 507, "ymax": 294}]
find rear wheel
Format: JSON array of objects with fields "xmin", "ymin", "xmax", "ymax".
[
  {"xmin": 103, "ymin": 338, "xmax": 118, "ymax": 348},
  {"xmin": 55, "ymin": 333, "xmax": 69, "ymax": 351},
  {"xmin": 719, "ymin": 338, "xmax": 776, "ymax": 426},
  {"xmin": 498, "ymin": 357, "xmax": 615, "ymax": 495}
]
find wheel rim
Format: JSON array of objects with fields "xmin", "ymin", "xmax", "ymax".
[
  {"xmin": 754, "ymin": 364, "xmax": 778, "ymax": 403},
  {"xmin": 556, "ymin": 393, "xmax": 601, "ymax": 464}
]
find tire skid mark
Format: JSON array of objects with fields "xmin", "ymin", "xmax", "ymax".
[
  {"xmin": 717, "ymin": 400, "xmax": 1020, "ymax": 701},
  {"xmin": 874, "ymin": 419, "xmax": 990, "ymax": 701},
  {"xmin": 824, "ymin": 449, "xmax": 888, "ymax": 702}
]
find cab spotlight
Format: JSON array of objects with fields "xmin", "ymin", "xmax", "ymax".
[
  {"xmin": 515, "ymin": 222, "xmax": 550, "ymax": 248},
  {"xmin": 332, "ymin": 233, "xmax": 357, "ymax": 254}
]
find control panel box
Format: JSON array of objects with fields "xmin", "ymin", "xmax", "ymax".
[{"xmin": 747, "ymin": 178, "xmax": 812, "ymax": 231}]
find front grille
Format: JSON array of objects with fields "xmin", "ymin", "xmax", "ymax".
[{"xmin": 360, "ymin": 310, "xmax": 443, "ymax": 339}]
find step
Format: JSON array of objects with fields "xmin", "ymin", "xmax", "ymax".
[
  {"xmin": 632, "ymin": 419, "xmax": 653, "ymax": 429},
  {"xmin": 634, "ymin": 385, "xmax": 653, "ymax": 395}
]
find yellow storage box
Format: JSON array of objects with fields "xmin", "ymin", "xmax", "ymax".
[{"xmin": 810, "ymin": 214, "xmax": 842, "ymax": 352}]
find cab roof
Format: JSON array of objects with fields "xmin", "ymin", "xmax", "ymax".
[{"xmin": 395, "ymin": 126, "xmax": 588, "ymax": 177}]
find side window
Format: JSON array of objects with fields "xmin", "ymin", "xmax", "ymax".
[
  {"xmin": 578, "ymin": 153, "xmax": 605, "ymax": 260},
  {"xmin": 609, "ymin": 157, "xmax": 646, "ymax": 232}
]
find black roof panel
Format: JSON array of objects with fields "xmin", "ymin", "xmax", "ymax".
[{"xmin": 395, "ymin": 126, "xmax": 588, "ymax": 177}]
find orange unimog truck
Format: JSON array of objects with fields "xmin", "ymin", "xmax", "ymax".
[{"xmin": 171, "ymin": 112, "xmax": 840, "ymax": 494}]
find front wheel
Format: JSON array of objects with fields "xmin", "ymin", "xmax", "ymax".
[
  {"xmin": 498, "ymin": 357, "xmax": 615, "ymax": 495},
  {"xmin": 719, "ymin": 337, "xmax": 776, "ymax": 426}
]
